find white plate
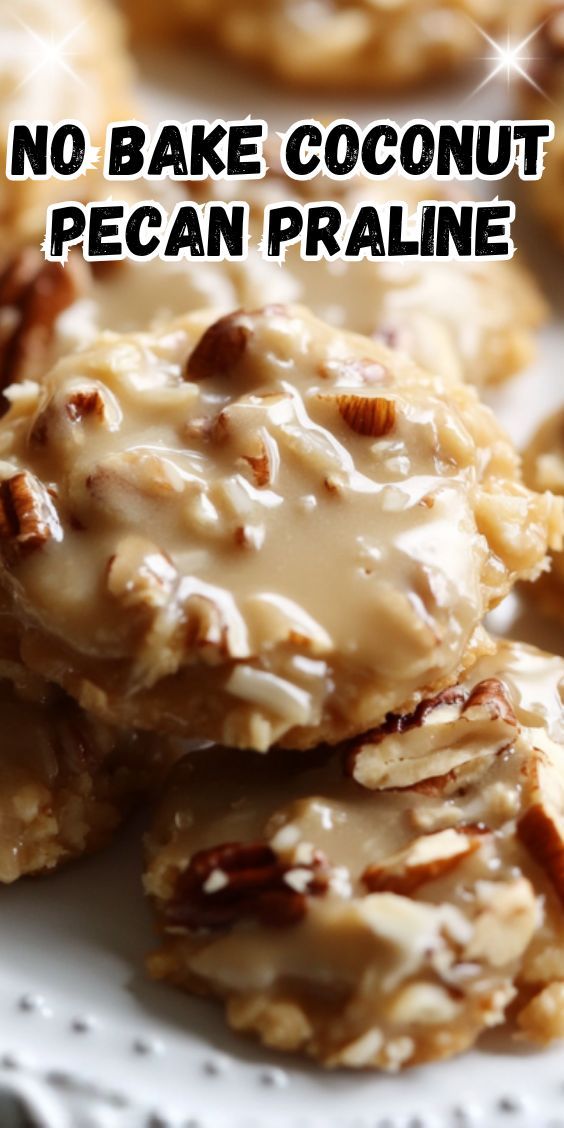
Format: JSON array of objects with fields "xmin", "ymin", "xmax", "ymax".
[{"xmin": 1, "ymin": 41, "xmax": 564, "ymax": 1128}]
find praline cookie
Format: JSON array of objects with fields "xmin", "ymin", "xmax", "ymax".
[
  {"xmin": 145, "ymin": 640, "xmax": 564, "ymax": 1069},
  {"xmin": 523, "ymin": 408, "xmax": 564, "ymax": 622},
  {"xmin": 0, "ymin": 305, "xmax": 560, "ymax": 751},
  {"xmin": 132, "ymin": 0, "xmax": 511, "ymax": 91},
  {"xmin": 0, "ymin": 0, "xmax": 134, "ymax": 249}
]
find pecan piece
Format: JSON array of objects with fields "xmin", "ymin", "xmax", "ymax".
[
  {"xmin": 336, "ymin": 394, "xmax": 396, "ymax": 437},
  {"xmin": 463, "ymin": 678, "xmax": 517, "ymax": 725},
  {"xmin": 165, "ymin": 840, "xmax": 329, "ymax": 931},
  {"xmin": 518, "ymin": 749, "xmax": 564, "ymax": 904},
  {"xmin": 186, "ymin": 313, "xmax": 250, "ymax": 381},
  {"xmin": 243, "ymin": 444, "xmax": 271, "ymax": 488},
  {"xmin": 0, "ymin": 249, "xmax": 79, "ymax": 402},
  {"xmin": 345, "ymin": 679, "xmax": 517, "ymax": 792},
  {"xmin": 0, "ymin": 472, "xmax": 62, "ymax": 556},
  {"xmin": 362, "ymin": 827, "xmax": 486, "ymax": 897},
  {"xmin": 65, "ymin": 388, "xmax": 107, "ymax": 424}
]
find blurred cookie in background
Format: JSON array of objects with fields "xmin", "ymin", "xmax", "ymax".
[
  {"xmin": 123, "ymin": 0, "xmax": 513, "ymax": 92},
  {"xmin": 0, "ymin": 0, "xmax": 135, "ymax": 250}
]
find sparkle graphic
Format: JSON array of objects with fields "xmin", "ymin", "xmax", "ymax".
[
  {"xmin": 13, "ymin": 15, "xmax": 87, "ymax": 90},
  {"xmin": 470, "ymin": 20, "xmax": 549, "ymax": 99}
]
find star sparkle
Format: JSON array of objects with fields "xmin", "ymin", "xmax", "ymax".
[
  {"xmin": 13, "ymin": 15, "xmax": 87, "ymax": 90},
  {"xmin": 470, "ymin": 20, "xmax": 549, "ymax": 99}
]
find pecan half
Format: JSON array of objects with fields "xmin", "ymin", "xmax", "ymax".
[
  {"xmin": 0, "ymin": 249, "xmax": 79, "ymax": 404},
  {"xmin": 187, "ymin": 313, "xmax": 250, "ymax": 381},
  {"xmin": 336, "ymin": 394, "xmax": 396, "ymax": 437},
  {"xmin": 462, "ymin": 678, "xmax": 517, "ymax": 725},
  {"xmin": 0, "ymin": 472, "xmax": 62, "ymax": 556},
  {"xmin": 345, "ymin": 679, "xmax": 517, "ymax": 792},
  {"xmin": 362, "ymin": 827, "xmax": 487, "ymax": 897},
  {"xmin": 352, "ymin": 684, "xmax": 467, "ymax": 747},
  {"xmin": 165, "ymin": 840, "xmax": 329, "ymax": 931}
]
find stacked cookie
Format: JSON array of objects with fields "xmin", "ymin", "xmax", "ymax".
[{"xmin": 1, "ymin": 0, "xmax": 564, "ymax": 1078}]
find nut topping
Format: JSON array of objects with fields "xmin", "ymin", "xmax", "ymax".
[
  {"xmin": 0, "ymin": 249, "xmax": 80, "ymax": 402},
  {"xmin": 65, "ymin": 388, "xmax": 108, "ymax": 424},
  {"xmin": 165, "ymin": 840, "xmax": 329, "ymax": 931},
  {"xmin": 243, "ymin": 444, "xmax": 272, "ymax": 488},
  {"xmin": 463, "ymin": 678, "xmax": 518, "ymax": 725},
  {"xmin": 0, "ymin": 472, "xmax": 62, "ymax": 555},
  {"xmin": 336, "ymin": 394, "xmax": 396, "ymax": 437},
  {"xmin": 187, "ymin": 312, "xmax": 250, "ymax": 381}
]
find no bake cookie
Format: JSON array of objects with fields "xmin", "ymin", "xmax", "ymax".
[
  {"xmin": 145, "ymin": 640, "xmax": 564, "ymax": 1069},
  {"xmin": 0, "ymin": 305, "xmax": 559, "ymax": 751}
]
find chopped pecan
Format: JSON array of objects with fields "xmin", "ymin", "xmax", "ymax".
[
  {"xmin": 463, "ymin": 678, "xmax": 517, "ymax": 725},
  {"xmin": 65, "ymin": 388, "xmax": 107, "ymax": 424},
  {"xmin": 362, "ymin": 827, "xmax": 486, "ymax": 896},
  {"xmin": 243, "ymin": 443, "xmax": 271, "ymax": 488},
  {"xmin": 187, "ymin": 313, "xmax": 250, "ymax": 381},
  {"xmin": 165, "ymin": 840, "xmax": 329, "ymax": 931},
  {"xmin": 0, "ymin": 472, "xmax": 62, "ymax": 556},
  {"xmin": 234, "ymin": 525, "xmax": 264, "ymax": 550},
  {"xmin": 184, "ymin": 590, "xmax": 250, "ymax": 661},
  {"xmin": 107, "ymin": 536, "xmax": 177, "ymax": 611},
  {"xmin": 0, "ymin": 249, "xmax": 79, "ymax": 404},
  {"xmin": 336, "ymin": 394, "xmax": 396, "ymax": 437}
]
